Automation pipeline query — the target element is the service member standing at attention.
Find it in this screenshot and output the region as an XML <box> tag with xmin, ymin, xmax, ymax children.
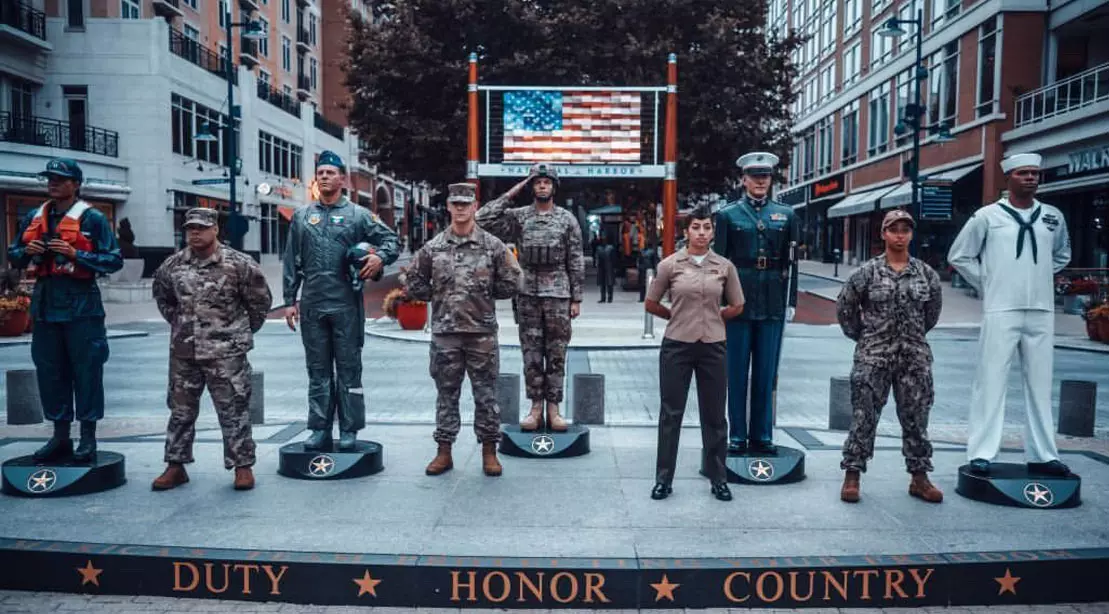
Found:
<box><xmin>835</xmin><ymin>210</ymin><xmax>944</xmax><ymax>504</ymax></box>
<box><xmin>713</xmin><ymin>152</ymin><xmax>799</xmax><ymax>456</ymax></box>
<box><xmin>151</xmin><ymin>208</ymin><xmax>273</xmax><ymax>491</ymax></box>
<box><xmin>283</xmin><ymin>151</ymin><xmax>399</xmax><ymax>452</ymax></box>
<box><xmin>645</xmin><ymin>206</ymin><xmax>744</xmax><ymax>502</ymax></box>
<box><xmin>406</xmin><ymin>183</ymin><xmax>522</xmax><ymax>477</ymax></box>
<box><xmin>476</xmin><ymin>163</ymin><xmax>585</xmax><ymax>432</ymax></box>
<box><xmin>948</xmin><ymin>153</ymin><xmax>1074</xmax><ymax>477</ymax></box>
<box><xmin>6</xmin><ymin>158</ymin><xmax>122</xmax><ymax>463</ymax></box>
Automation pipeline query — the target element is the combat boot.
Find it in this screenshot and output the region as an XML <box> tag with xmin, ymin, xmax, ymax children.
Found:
<box><xmin>233</xmin><ymin>467</ymin><xmax>255</xmax><ymax>491</ymax></box>
<box><xmin>482</xmin><ymin>442</ymin><xmax>502</xmax><ymax>477</ymax></box>
<box><xmin>338</xmin><ymin>431</ymin><xmax>357</xmax><ymax>451</ymax></box>
<box><xmin>425</xmin><ymin>443</ymin><xmax>453</xmax><ymax>476</ymax></box>
<box><xmin>840</xmin><ymin>470</ymin><xmax>861</xmax><ymax>503</ymax></box>
<box><xmin>73</xmin><ymin>421</ymin><xmax>97</xmax><ymax>463</ymax></box>
<box><xmin>909</xmin><ymin>472</ymin><xmax>943</xmax><ymax>503</ymax></box>
<box><xmin>304</xmin><ymin>429</ymin><xmax>333</xmax><ymax>450</ymax></box>
<box><xmin>152</xmin><ymin>463</ymin><xmax>189</xmax><ymax>490</ymax></box>
<box><xmin>519</xmin><ymin>404</ymin><xmax>543</xmax><ymax>431</ymax></box>
<box><xmin>33</xmin><ymin>421</ymin><xmax>73</xmax><ymax>462</ymax></box>
<box><xmin>545</xmin><ymin>402</ymin><xmax>569</xmax><ymax>432</ymax></box>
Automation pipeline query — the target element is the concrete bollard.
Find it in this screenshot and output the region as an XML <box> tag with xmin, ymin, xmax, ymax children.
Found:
<box><xmin>497</xmin><ymin>373</ymin><xmax>521</xmax><ymax>426</ymax></box>
<box><xmin>249</xmin><ymin>371</ymin><xmax>265</xmax><ymax>425</ymax></box>
<box><xmin>6</xmin><ymin>370</ymin><xmax>43</xmax><ymax>425</ymax></box>
<box><xmin>572</xmin><ymin>373</ymin><xmax>605</xmax><ymax>425</ymax></box>
<box><xmin>1058</xmin><ymin>380</ymin><xmax>1097</xmax><ymax>438</ymax></box>
<box><xmin>828</xmin><ymin>376</ymin><xmax>852</xmax><ymax>431</ymax></box>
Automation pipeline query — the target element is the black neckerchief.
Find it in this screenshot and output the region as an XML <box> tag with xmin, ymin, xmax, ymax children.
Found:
<box><xmin>998</xmin><ymin>203</ymin><xmax>1040</xmax><ymax>264</ymax></box>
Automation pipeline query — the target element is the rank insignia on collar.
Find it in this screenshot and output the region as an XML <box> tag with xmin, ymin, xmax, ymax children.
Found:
<box><xmin>770</xmin><ymin>213</ymin><xmax>787</xmax><ymax>221</ymax></box>
<box><xmin>308</xmin><ymin>213</ymin><xmax>321</xmax><ymax>225</ymax></box>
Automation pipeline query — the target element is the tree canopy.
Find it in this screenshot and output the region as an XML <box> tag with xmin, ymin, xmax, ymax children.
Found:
<box><xmin>345</xmin><ymin>0</ymin><xmax>802</xmax><ymax>199</ymax></box>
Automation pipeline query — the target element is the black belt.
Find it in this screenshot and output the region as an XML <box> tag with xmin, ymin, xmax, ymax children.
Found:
<box><xmin>734</xmin><ymin>257</ymin><xmax>787</xmax><ymax>270</ymax></box>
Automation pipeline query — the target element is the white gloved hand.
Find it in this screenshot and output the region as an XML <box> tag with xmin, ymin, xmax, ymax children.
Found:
<box><xmin>786</xmin><ymin>307</ymin><xmax>796</xmax><ymax>322</ymax></box>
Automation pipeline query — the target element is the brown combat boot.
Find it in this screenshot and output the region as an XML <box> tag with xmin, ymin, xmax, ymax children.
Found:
<box><xmin>840</xmin><ymin>470</ymin><xmax>861</xmax><ymax>503</ymax></box>
<box><xmin>909</xmin><ymin>472</ymin><xmax>943</xmax><ymax>503</ymax></box>
<box><xmin>425</xmin><ymin>443</ymin><xmax>453</xmax><ymax>476</ymax></box>
<box><xmin>545</xmin><ymin>402</ymin><xmax>569</xmax><ymax>432</ymax></box>
<box><xmin>152</xmin><ymin>463</ymin><xmax>189</xmax><ymax>491</ymax></box>
<box><xmin>519</xmin><ymin>404</ymin><xmax>543</xmax><ymax>431</ymax></box>
<box><xmin>233</xmin><ymin>467</ymin><xmax>255</xmax><ymax>491</ymax></box>
<box><xmin>482</xmin><ymin>442</ymin><xmax>502</xmax><ymax>477</ymax></box>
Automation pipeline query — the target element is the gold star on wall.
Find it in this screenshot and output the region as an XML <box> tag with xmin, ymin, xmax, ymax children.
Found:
<box><xmin>994</xmin><ymin>568</ymin><xmax>1021</xmax><ymax>595</ymax></box>
<box><xmin>353</xmin><ymin>570</ymin><xmax>382</xmax><ymax>597</ymax></box>
<box><xmin>76</xmin><ymin>560</ymin><xmax>103</xmax><ymax>587</ymax></box>
<box><xmin>650</xmin><ymin>573</ymin><xmax>680</xmax><ymax>602</ymax></box>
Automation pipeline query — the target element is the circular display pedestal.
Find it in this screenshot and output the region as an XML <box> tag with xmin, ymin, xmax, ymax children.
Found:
<box><xmin>499</xmin><ymin>424</ymin><xmax>590</xmax><ymax>458</ymax></box>
<box><xmin>720</xmin><ymin>446</ymin><xmax>806</xmax><ymax>485</ymax></box>
<box><xmin>956</xmin><ymin>462</ymin><xmax>1081</xmax><ymax>509</ymax></box>
<box><xmin>1</xmin><ymin>452</ymin><xmax>127</xmax><ymax>497</ymax></box>
<box><xmin>278</xmin><ymin>441</ymin><xmax>384</xmax><ymax>480</ymax></box>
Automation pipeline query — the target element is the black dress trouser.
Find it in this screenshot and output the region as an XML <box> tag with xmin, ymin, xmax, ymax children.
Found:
<box><xmin>655</xmin><ymin>338</ymin><xmax>728</xmax><ymax>484</ymax></box>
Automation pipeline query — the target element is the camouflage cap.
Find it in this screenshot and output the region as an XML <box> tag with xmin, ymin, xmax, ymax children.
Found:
<box><xmin>183</xmin><ymin>208</ymin><xmax>219</xmax><ymax>228</ymax></box>
<box><xmin>529</xmin><ymin>163</ymin><xmax>560</xmax><ymax>185</ymax></box>
<box><xmin>881</xmin><ymin>208</ymin><xmax>915</xmax><ymax>230</ymax></box>
<box><xmin>447</xmin><ymin>182</ymin><xmax>477</xmax><ymax>204</ymax></box>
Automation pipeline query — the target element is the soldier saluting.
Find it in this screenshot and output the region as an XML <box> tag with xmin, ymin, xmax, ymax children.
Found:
<box><xmin>476</xmin><ymin>164</ymin><xmax>585</xmax><ymax>432</ymax></box>
<box><xmin>406</xmin><ymin>183</ymin><xmax>521</xmax><ymax>477</ymax></box>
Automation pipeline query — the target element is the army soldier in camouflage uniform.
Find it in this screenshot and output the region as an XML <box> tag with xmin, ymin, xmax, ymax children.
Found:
<box><xmin>406</xmin><ymin>183</ymin><xmax>521</xmax><ymax>477</ymax></box>
<box><xmin>835</xmin><ymin>209</ymin><xmax>944</xmax><ymax>504</ymax></box>
<box><xmin>476</xmin><ymin>164</ymin><xmax>584</xmax><ymax>431</ymax></box>
<box><xmin>151</xmin><ymin>208</ymin><xmax>273</xmax><ymax>491</ymax></box>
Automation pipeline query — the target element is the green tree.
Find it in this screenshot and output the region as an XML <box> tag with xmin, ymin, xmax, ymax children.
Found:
<box><xmin>345</xmin><ymin>0</ymin><xmax>802</xmax><ymax>198</ymax></box>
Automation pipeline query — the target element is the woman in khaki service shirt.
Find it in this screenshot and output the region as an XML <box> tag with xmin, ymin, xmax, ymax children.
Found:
<box><xmin>645</xmin><ymin>205</ymin><xmax>745</xmax><ymax>502</ymax></box>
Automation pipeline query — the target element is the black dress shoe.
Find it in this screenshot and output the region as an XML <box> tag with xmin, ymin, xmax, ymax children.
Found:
<box><xmin>1028</xmin><ymin>460</ymin><xmax>1071</xmax><ymax>477</ymax></box>
<box><xmin>968</xmin><ymin>458</ymin><xmax>991</xmax><ymax>475</ymax></box>
<box><xmin>711</xmin><ymin>481</ymin><xmax>732</xmax><ymax>501</ymax></box>
<box><xmin>650</xmin><ymin>483</ymin><xmax>672</xmax><ymax>500</ymax></box>
<box><xmin>727</xmin><ymin>440</ymin><xmax>748</xmax><ymax>456</ymax></box>
<box><xmin>750</xmin><ymin>442</ymin><xmax>778</xmax><ymax>456</ymax></box>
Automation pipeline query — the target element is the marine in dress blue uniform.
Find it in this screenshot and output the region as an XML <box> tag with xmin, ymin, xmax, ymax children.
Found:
<box><xmin>712</xmin><ymin>152</ymin><xmax>799</xmax><ymax>456</ymax></box>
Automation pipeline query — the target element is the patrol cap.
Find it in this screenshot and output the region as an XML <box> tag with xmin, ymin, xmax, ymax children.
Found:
<box><xmin>736</xmin><ymin>152</ymin><xmax>779</xmax><ymax>177</ymax></box>
<box><xmin>316</xmin><ymin>150</ymin><xmax>346</xmax><ymax>172</ymax></box>
<box><xmin>447</xmin><ymin>182</ymin><xmax>477</xmax><ymax>204</ymax></box>
<box><xmin>881</xmin><ymin>209</ymin><xmax>915</xmax><ymax>230</ymax></box>
<box><xmin>39</xmin><ymin>158</ymin><xmax>83</xmax><ymax>183</ymax></box>
<box><xmin>1001</xmin><ymin>153</ymin><xmax>1042</xmax><ymax>174</ymax></box>
<box><xmin>183</xmin><ymin>208</ymin><xmax>219</xmax><ymax>228</ymax></box>
<box><xmin>529</xmin><ymin>163</ymin><xmax>560</xmax><ymax>186</ymax></box>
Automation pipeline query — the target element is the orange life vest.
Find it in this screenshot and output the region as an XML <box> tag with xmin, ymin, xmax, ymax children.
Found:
<box><xmin>21</xmin><ymin>200</ymin><xmax>95</xmax><ymax>279</ymax></box>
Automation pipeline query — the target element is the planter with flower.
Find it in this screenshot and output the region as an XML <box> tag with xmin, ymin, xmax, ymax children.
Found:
<box><xmin>0</xmin><ymin>269</ymin><xmax>32</xmax><ymax>337</ymax></box>
<box><xmin>383</xmin><ymin>287</ymin><xmax>428</xmax><ymax>331</ymax></box>
<box><xmin>1084</xmin><ymin>300</ymin><xmax>1109</xmax><ymax>344</ymax></box>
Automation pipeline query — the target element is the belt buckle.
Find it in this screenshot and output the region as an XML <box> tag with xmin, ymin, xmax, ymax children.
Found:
<box><xmin>756</xmin><ymin>256</ymin><xmax>768</xmax><ymax>270</ymax></box>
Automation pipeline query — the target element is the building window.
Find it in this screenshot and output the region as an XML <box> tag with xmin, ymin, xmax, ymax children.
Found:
<box><xmin>281</xmin><ymin>0</ymin><xmax>290</xmax><ymax>23</ymax></box>
<box><xmin>870</xmin><ymin>26</ymin><xmax>893</xmax><ymax>68</ymax></box>
<box><xmin>283</xmin><ymin>84</ymin><xmax>293</xmax><ymax>100</ymax></box>
<box><xmin>310</xmin><ymin>57</ymin><xmax>318</xmax><ymax>90</ymax></box>
<box><xmin>258</xmin><ymin>18</ymin><xmax>270</xmax><ymax>57</ymax></box>
<box><xmin>843</xmin><ymin>0</ymin><xmax>861</xmax><ymax>37</ymax></box>
<box><xmin>976</xmin><ymin>16</ymin><xmax>998</xmax><ymax>117</ymax></box>
<box><xmin>841</xmin><ymin>100</ymin><xmax>859</xmax><ymax>165</ymax></box>
<box><xmin>282</xmin><ymin>36</ymin><xmax>291</xmax><ymax>72</ymax></box>
<box><xmin>817</xmin><ymin>116</ymin><xmax>833</xmax><ymax>175</ymax></box>
<box><xmin>121</xmin><ymin>0</ymin><xmax>140</xmax><ymax>18</ymax></box>
<box><xmin>258</xmin><ymin>130</ymin><xmax>303</xmax><ymax>180</ymax></box>
<box><xmin>802</xmin><ymin>129</ymin><xmax>816</xmax><ymax>180</ymax></box>
<box><xmin>791</xmin><ymin>142</ymin><xmax>802</xmax><ymax>184</ymax></box>
<box><xmin>218</xmin><ymin>0</ymin><xmax>227</xmax><ymax>26</ymax></box>
<box><xmin>894</xmin><ymin>68</ymin><xmax>913</xmax><ymax>147</ymax></box>
<box><xmin>928</xmin><ymin>41</ymin><xmax>959</xmax><ymax>127</ymax></box>
<box><xmin>868</xmin><ymin>82</ymin><xmax>890</xmax><ymax>156</ymax></box>
<box><xmin>843</xmin><ymin>41</ymin><xmax>861</xmax><ymax>86</ymax></box>
<box><xmin>182</xmin><ymin>0</ymin><xmax>197</xmax><ymax>9</ymax></box>
<box><xmin>819</xmin><ymin>0</ymin><xmax>836</xmax><ymax>59</ymax></box>
<box><xmin>309</xmin><ymin>13</ymin><xmax>317</xmax><ymax>45</ymax></box>
<box><xmin>872</xmin><ymin>0</ymin><xmax>892</xmax><ymax>18</ymax></box>
<box><xmin>171</xmin><ymin>93</ymin><xmax>238</xmax><ymax>166</ymax></box>
<box><xmin>11</xmin><ymin>78</ymin><xmax>35</xmax><ymax>118</ymax></box>
<box><xmin>259</xmin><ymin>70</ymin><xmax>271</xmax><ymax>88</ymax></box>
<box><xmin>930</xmin><ymin>0</ymin><xmax>959</xmax><ymax>29</ymax></box>
<box><xmin>896</xmin><ymin>1</ymin><xmax>919</xmax><ymax>56</ymax></box>
<box><xmin>183</xmin><ymin>23</ymin><xmax>199</xmax><ymax>41</ymax></box>
<box><xmin>67</xmin><ymin>0</ymin><xmax>84</xmax><ymax>29</ymax></box>
<box><xmin>820</xmin><ymin>63</ymin><xmax>835</xmax><ymax>102</ymax></box>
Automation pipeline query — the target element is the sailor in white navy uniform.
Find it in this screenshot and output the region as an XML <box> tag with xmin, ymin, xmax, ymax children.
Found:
<box><xmin>947</xmin><ymin>153</ymin><xmax>1074</xmax><ymax>478</ymax></box>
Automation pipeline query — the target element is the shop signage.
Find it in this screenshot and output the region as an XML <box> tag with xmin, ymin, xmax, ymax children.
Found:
<box><xmin>920</xmin><ymin>179</ymin><xmax>953</xmax><ymax>221</ymax></box>
<box><xmin>1043</xmin><ymin>145</ymin><xmax>1109</xmax><ymax>183</ymax></box>
<box><xmin>809</xmin><ymin>173</ymin><xmax>845</xmax><ymax>200</ymax></box>
<box><xmin>776</xmin><ymin>186</ymin><xmax>806</xmax><ymax>206</ymax></box>
<box><xmin>477</xmin><ymin>163</ymin><xmax>666</xmax><ymax>178</ymax></box>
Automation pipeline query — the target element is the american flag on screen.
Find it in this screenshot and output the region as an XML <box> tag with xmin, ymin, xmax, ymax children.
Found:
<box><xmin>502</xmin><ymin>90</ymin><xmax>641</xmax><ymax>163</ymax></box>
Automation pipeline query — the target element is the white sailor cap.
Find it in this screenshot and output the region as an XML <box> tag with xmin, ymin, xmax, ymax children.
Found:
<box><xmin>736</xmin><ymin>152</ymin><xmax>779</xmax><ymax>176</ymax></box>
<box><xmin>1000</xmin><ymin>153</ymin><xmax>1042</xmax><ymax>174</ymax></box>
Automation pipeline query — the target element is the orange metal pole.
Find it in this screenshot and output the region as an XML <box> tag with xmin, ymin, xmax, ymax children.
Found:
<box><xmin>467</xmin><ymin>52</ymin><xmax>480</xmax><ymax>201</ymax></box>
<box><xmin>662</xmin><ymin>53</ymin><xmax>678</xmax><ymax>257</ymax></box>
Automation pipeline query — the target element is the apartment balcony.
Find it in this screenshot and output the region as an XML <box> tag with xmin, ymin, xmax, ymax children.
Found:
<box><xmin>0</xmin><ymin>0</ymin><xmax>50</xmax><ymax>50</ymax></box>
<box><xmin>0</xmin><ymin>112</ymin><xmax>119</xmax><ymax>158</ymax></box>
<box><xmin>152</xmin><ymin>0</ymin><xmax>184</xmax><ymax>21</ymax></box>
<box><xmin>296</xmin><ymin>27</ymin><xmax>311</xmax><ymax>53</ymax></box>
<box><xmin>1014</xmin><ymin>62</ymin><xmax>1109</xmax><ymax>129</ymax></box>
<box><xmin>257</xmin><ymin>82</ymin><xmax>300</xmax><ymax>118</ymax></box>
<box><xmin>239</xmin><ymin>37</ymin><xmax>260</xmax><ymax>67</ymax></box>
<box><xmin>314</xmin><ymin>112</ymin><xmax>344</xmax><ymax>141</ymax></box>
<box><xmin>296</xmin><ymin>0</ymin><xmax>312</xmax><ymax>8</ymax></box>
<box><xmin>296</xmin><ymin>73</ymin><xmax>312</xmax><ymax>101</ymax></box>
<box><xmin>169</xmin><ymin>28</ymin><xmax>238</xmax><ymax>84</ymax></box>
<box><xmin>239</xmin><ymin>0</ymin><xmax>260</xmax><ymax>12</ymax></box>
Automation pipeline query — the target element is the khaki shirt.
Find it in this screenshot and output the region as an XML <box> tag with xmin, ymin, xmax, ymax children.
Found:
<box><xmin>647</xmin><ymin>249</ymin><xmax>744</xmax><ymax>343</ymax></box>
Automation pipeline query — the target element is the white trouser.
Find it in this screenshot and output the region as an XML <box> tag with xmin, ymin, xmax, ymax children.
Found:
<box><xmin>966</xmin><ymin>309</ymin><xmax>1059</xmax><ymax>463</ymax></box>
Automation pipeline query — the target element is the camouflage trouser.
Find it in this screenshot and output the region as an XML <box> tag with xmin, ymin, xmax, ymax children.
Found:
<box><xmin>430</xmin><ymin>333</ymin><xmax>501</xmax><ymax>444</ymax></box>
<box><xmin>517</xmin><ymin>295</ymin><xmax>571</xmax><ymax>403</ymax></box>
<box><xmin>841</xmin><ymin>350</ymin><xmax>935</xmax><ymax>474</ymax></box>
<box><xmin>165</xmin><ymin>354</ymin><xmax>256</xmax><ymax>469</ymax></box>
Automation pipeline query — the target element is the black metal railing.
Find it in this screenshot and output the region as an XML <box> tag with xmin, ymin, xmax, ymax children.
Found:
<box><xmin>314</xmin><ymin>112</ymin><xmax>344</xmax><ymax>140</ymax></box>
<box><xmin>240</xmin><ymin>36</ymin><xmax>258</xmax><ymax>57</ymax></box>
<box><xmin>169</xmin><ymin>29</ymin><xmax>238</xmax><ymax>84</ymax></box>
<box><xmin>297</xmin><ymin>27</ymin><xmax>311</xmax><ymax>47</ymax></box>
<box><xmin>0</xmin><ymin>112</ymin><xmax>119</xmax><ymax>158</ymax></box>
<box><xmin>297</xmin><ymin>72</ymin><xmax>311</xmax><ymax>91</ymax></box>
<box><xmin>157</xmin><ymin>0</ymin><xmax>181</xmax><ymax>9</ymax></box>
<box><xmin>1</xmin><ymin>0</ymin><xmax>46</xmax><ymax>41</ymax></box>
<box><xmin>256</xmin><ymin>82</ymin><xmax>300</xmax><ymax>117</ymax></box>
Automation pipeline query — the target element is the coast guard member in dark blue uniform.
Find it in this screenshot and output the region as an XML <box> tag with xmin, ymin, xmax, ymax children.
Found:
<box><xmin>713</xmin><ymin>152</ymin><xmax>799</xmax><ymax>456</ymax></box>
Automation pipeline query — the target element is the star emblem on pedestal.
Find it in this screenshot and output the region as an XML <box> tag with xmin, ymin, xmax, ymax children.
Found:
<box><xmin>27</xmin><ymin>468</ymin><xmax>57</xmax><ymax>493</ymax></box>
<box><xmin>994</xmin><ymin>568</ymin><xmax>1021</xmax><ymax>595</ymax></box>
<box><xmin>530</xmin><ymin>435</ymin><xmax>555</xmax><ymax>455</ymax></box>
<box><xmin>1022</xmin><ymin>482</ymin><xmax>1053</xmax><ymax>507</ymax></box>
<box><xmin>353</xmin><ymin>570</ymin><xmax>382</xmax><ymax>597</ymax></box>
<box><xmin>76</xmin><ymin>560</ymin><xmax>103</xmax><ymax>587</ymax></box>
<box><xmin>650</xmin><ymin>574</ymin><xmax>680</xmax><ymax>602</ymax></box>
<box><xmin>308</xmin><ymin>454</ymin><xmax>335</xmax><ymax>477</ymax></box>
<box><xmin>748</xmin><ymin>459</ymin><xmax>774</xmax><ymax>481</ymax></box>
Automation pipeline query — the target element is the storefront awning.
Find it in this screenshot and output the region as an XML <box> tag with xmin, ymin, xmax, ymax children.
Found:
<box><xmin>826</xmin><ymin>185</ymin><xmax>898</xmax><ymax>219</ymax></box>
<box><xmin>278</xmin><ymin>206</ymin><xmax>295</xmax><ymax>222</ymax></box>
<box><xmin>880</xmin><ymin>164</ymin><xmax>982</xmax><ymax>210</ymax></box>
